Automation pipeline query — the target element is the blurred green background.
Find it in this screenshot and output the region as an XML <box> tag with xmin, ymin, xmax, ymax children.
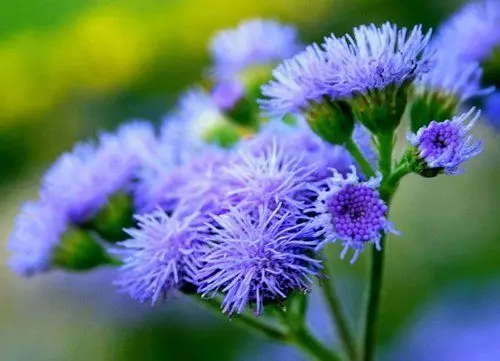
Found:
<box><xmin>2</xmin><ymin>0</ymin><xmax>499</xmax><ymax>360</ymax></box>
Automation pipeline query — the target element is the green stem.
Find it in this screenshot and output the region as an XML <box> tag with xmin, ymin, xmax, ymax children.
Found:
<box><xmin>377</xmin><ymin>132</ymin><xmax>394</xmax><ymax>178</ymax></box>
<box><xmin>361</xmin><ymin>235</ymin><xmax>386</xmax><ymax>361</ymax></box>
<box><xmin>319</xmin><ymin>258</ymin><xmax>358</xmax><ymax>361</ymax></box>
<box><xmin>199</xmin><ymin>297</ymin><xmax>287</xmax><ymax>341</ymax></box>
<box><xmin>345</xmin><ymin>137</ymin><xmax>376</xmax><ymax>178</ymax></box>
<box><xmin>381</xmin><ymin>162</ymin><xmax>411</xmax><ymax>199</ymax></box>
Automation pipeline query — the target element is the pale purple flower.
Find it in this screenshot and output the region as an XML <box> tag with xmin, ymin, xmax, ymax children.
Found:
<box><xmin>116</xmin><ymin>208</ymin><xmax>204</xmax><ymax>303</ymax></box>
<box><xmin>407</xmin><ymin>108</ymin><xmax>483</xmax><ymax>175</ymax></box>
<box><xmin>310</xmin><ymin>166</ymin><xmax>397</xmax><ymax>263</ymax></box>
<box><xmin>197</xmin><ymin>204</ymin><xmax>322</xmax><ymax>315</ymax></box>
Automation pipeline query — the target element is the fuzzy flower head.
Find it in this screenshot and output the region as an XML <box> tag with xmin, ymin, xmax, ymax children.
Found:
<box><xmin>7</xmin><ymin>202</ymin><xmax>67</xmax><ymax>277</ymax></box>
<box><xmin>41</xmin><ymin>122</ymin><xmax>154</xmax><ymax>224</ymax></box>
<box><xmin>197</xmin><ymin>204</ymin><xmax>322</xmax><ymax>315</ymax></box>
<box><xmin>323</xmin><ymin>22</ymin><xmax>433</xmax><ymax>96</ymax></box>
<box><xmin>259</xmin><ymin>44</ymin><xmax>329</xmax><ymax>118</ymax></box>
<box><xmin>116</xmin><ymin>208</ymin><xmax>204</xmax><ymax>303</ymax></box>
<box><xmin>311</xmin><ymin>166</ymin><xmax>397</xmax><ymax>263</ymax></box>
<box><xmin>227</xmin><ymin>138</ymin><xmax>317</xmax><ymax>213</ymax></box>
<box><xmin>436</xmin><ymin>0</ymin><xmax>500</xmax><ymax>63</ymax></box>
<box><xmin>210</xmin><ymin>19</ymin><xmax>301</xmax><ymax>79</ymax></box>
<box><xmin>407</xmin><ymin>108</ymin><xmax>483</xmax><ymax>175</ymax></box>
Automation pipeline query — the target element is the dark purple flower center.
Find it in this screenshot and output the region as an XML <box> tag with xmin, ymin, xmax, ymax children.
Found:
<box><xmin>419</xmin><ymin>122</ymin><xmax>461</xmax><ymax>160</ymax></box>
<box><xmin>327</xmin><ymin>184</ymin><xmax>386</xmax><ymax>242</ymax></box>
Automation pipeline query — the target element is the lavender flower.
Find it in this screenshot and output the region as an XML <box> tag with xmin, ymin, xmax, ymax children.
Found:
<box><xmin>407</xmin><ymin>108</ymin><xmax>483</xmax><ymax>175</ymax></box>
<box><xmin>116</xmin><ymin>208</ymin><xmax>204</xmax><ymax>303</ymax></box>
<box><xmin>323</xmin><ymin>23</ymin><xmax>432</xmax><ymax>96</ymax></box>
<box><xmin>259</xmin><ymin>44</ymin><xmax>328</xmax><ymax>118</ymax></box>
<box><xmin>41</xmin><ymin>121</ymin><xmax>155</xmax><ymax>223</ymax></box>
<box><xmin>436</xmin><ymin>0</ymin><xmax>500</xmax><ymax>63</ymax></box>
<box><xmin>7</xmin><ymin>202</ymin><xmax>67</xmax><ymax>276</ymax></box>
<box><xmin>310</xmin><ymin>166</ymin><xmax>397</xmax><ymax>263</ymax></box>
<box><xmin>210</xmin><ymin>19</ymin><xmax>301</xmax><ymax>79</ymax></box>
<box><xmin>197</xmin><ymin>204</ymin><xmax>322</xmax><ymax>315</ymax></box>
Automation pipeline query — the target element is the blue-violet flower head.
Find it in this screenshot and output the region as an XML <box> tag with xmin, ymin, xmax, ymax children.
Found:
<box><xmin>323</xmin><ymin>22</ymin><xmax>432</xmax><ymax>95</ymax></box>
<box><xmin>407</xmin><ymin>108</ymin><xmax>483</xmax><ymax>175</ymax></box>
<box><xmin>116</xmin><ymin>208</ymin><xmax>204</xmax><ymax>303</ymax></box>
<box><xmin>197</xmin><ymin>203</ymin><xmax>322</xmax><ymax>315</ymax></box>
<box><xmin>310</xmin><ymin>166</ymin><xmax>397</xmax><ymax>263</ymax></box>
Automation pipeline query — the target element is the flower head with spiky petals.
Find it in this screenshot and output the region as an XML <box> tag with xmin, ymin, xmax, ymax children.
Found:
<box><xmin>259</xmin><ymin>44</ymin><xmax>329</xmax><ymax>118</ymax></box>
<box><xmin>7</xmin><ymin>202</ymin><xmax>67</xmax><ymax>277</ymax></box>
<box><xmin>41</xmin><ymin>121</ymin><xmax>155</xmax><ymax>223</ymax></box>
<box><xmin>310</xmin><ymin>166</ymin><xmax>397</xmax><ymax>263</ymax></box>
<box><xmin>226</xmin><ymin>138</ymin><xmax>317</xmax><ymax>213</ymax></box>
<box><xmin>323</xmin><ymin>22</ymin><xmax>433</xmax><ymax>96</ymax></box>
<box><xmin>116</xmin><ymin>208</ymin><xmax>205</xmax><ymax>303</ymax></box>
<box><xmin>197</xmin><ymin>203</ymin><xmax>322</xmax><ymax>315</ymax></box>
<box><xmin>407</xmin><ymin>108</ymin><xmax>483</xmax><ymax>175</ymax></box>
<box><xmin>436</xmin><ymin>0</ymin><xmax>500</xmax><ymax>63</ymax></box>
<box><xmin>210</xmin><ymin>19</ymin><xmax>301</xmax><ymax>79</ymax></box>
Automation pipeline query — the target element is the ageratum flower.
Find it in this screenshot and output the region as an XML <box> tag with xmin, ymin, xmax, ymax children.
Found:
<box><xmin>436</xmin><ymin>0</ymin><xmax>500</xmax><ymax>63</ymax></box>
<box><xmin>211</xmin><ymin>80</ymin><xmax>245</xmax><ymax>110</ymax></box>
<box><xmin>323</xmin><ymin>23</ymin><xmax>432</xmax><ymax>95</ymax></box>
<box><xmin>210</xmin><ymin>19</ymin><xmax>301</xmax><ymax>79</ymax></box>
<box><xmin>197</xmin><ymin>204</ymin><xmax>322</xmax><ymax>315</ymax></box>
<box><xmin>259</xmin><ymin>44</ymin><xmax>329</xmax><ymax>118</ymax></box>
<box><xmin>407</xmin><ymin>108</ymin><xmax>483</xmax><ymax>175</ymax></box>
<box><xmin>310</xmin><ymin>166</ymin><xmax>397</xmax><ymax>263</ymax></box>
<box><xmin>41</xmin><ymin>121</ymin><xmax>155</xmax><ymax>224</ymax></box>
<box><xmin>116</xmin><ymin>208</ymin><xmax>204</xmax><ymax>303</ymax></box>
<box><xmin>7</xmin><ymin>202</ymin><xmax>67</xmax><ymax>276</ymax></box>
<box><xmin>325</xmin><ymin>23</ymin><xmax>432</xmax><ymax>133</ymax></box>
<box><xmin>225</xmin><ymin>139</ymin><xmax>316</xmax><ymax>213</ymax></box>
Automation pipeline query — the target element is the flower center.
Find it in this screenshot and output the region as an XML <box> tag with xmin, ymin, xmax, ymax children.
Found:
<box><xmin>419</xmin><ymin>123</ymin><xmax>461</xmax><ymax>159</ymax></box>
<box><xmin>327</xmin><ymin>184</ymin><xmax>387</xmax><ymax>242</ymax></box>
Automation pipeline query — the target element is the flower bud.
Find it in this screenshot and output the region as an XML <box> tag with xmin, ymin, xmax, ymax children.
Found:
<box><xmin>305</xmin><ymin>99</ymin><xmax>355</xmax><ymax>145</ymax></box>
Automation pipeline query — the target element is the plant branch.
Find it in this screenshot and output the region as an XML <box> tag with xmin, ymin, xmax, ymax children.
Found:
<box><xmin>345</xmin><ymin>138</ymin><xmax>376</xmax><ymax>178</ymax></box>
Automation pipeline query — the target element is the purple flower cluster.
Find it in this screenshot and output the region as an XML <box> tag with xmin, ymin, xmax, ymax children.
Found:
<box><xmin>261</xmin><ymin>23</ymin><xmax>432</xmax><ymax>118</ymax></box>
<box><xmin>7</xmin><ymin>16</ymin><xmax>487</xmax><ymax>319</ymax></box>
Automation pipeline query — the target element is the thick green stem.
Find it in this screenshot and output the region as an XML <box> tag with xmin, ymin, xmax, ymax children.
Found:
<box><xmin>319</xmin><ymin>258</ymin><xmax>358</xmax><ymax>361</ymax></box>
<box><xmin>345</xmin><ymin>138</ymin><xmax>376</xmax><ymax>178</ymax></box>
<box><xmin>381</xmin><ymin>163</ymin><xmax>411</xmax><ymax>198</ymax></box>
<box><xmin>199</xmin><ymin>297</ymin><xmax>287</xmax><ymax>341</ymax></box>
<box><xmin>377</xmin><ymin>133</ymin><xmax>394</xmax><ymax>178</ymax></box>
